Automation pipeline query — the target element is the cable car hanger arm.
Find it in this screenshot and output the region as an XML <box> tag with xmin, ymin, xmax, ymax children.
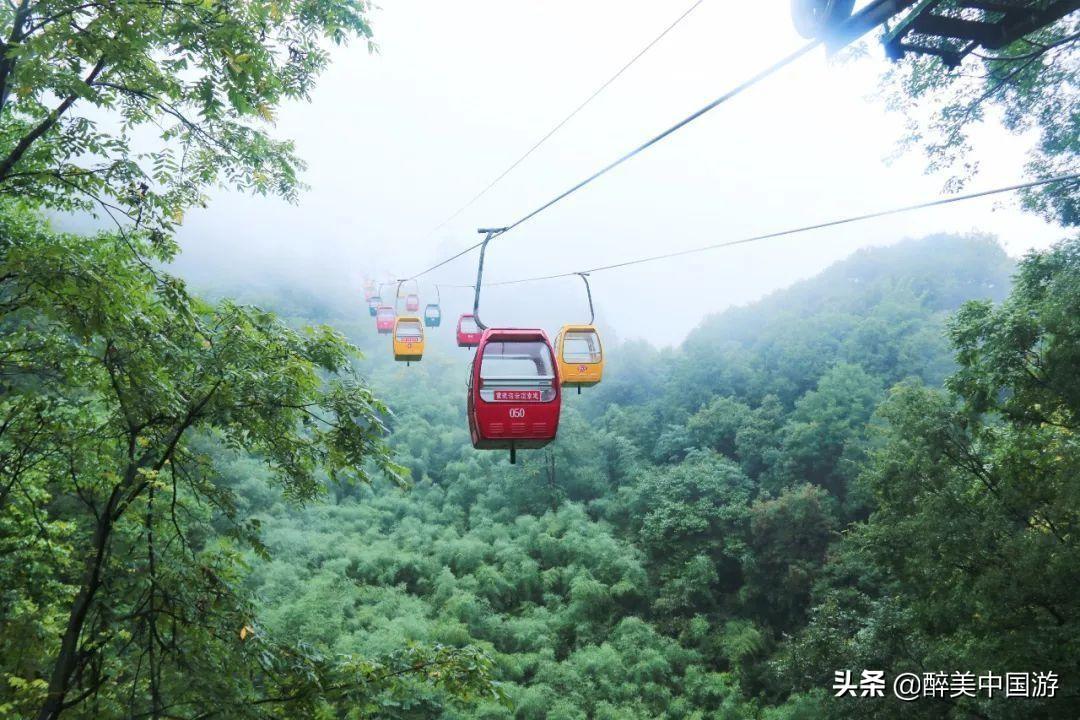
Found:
<box><xmin>577</xmin><ymin>272</ymin><xmax>595</xmax><ymax>326</ymax></box>
<box><xmin>471</xmin><ymin>227</ymin><xmax>509</xmax><ymax>330</ymax></box>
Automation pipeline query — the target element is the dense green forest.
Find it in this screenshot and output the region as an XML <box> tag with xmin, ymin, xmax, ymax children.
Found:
<box><xmin>1</xmin><ymin>0</ymin><xmax>1077</xmax><ymax>717</ymax></box>
<box><xmin>5</xmin><ymin>211</ymin><xmax>1079</xmax><ymax>718</ymax></box>
<box><xmin>194</xmin><ymin>232</ymin><xmax>1076</xmax><ymax>719</ymax></box>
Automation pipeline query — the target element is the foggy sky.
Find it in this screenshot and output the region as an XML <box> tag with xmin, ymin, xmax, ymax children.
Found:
<box><xmin>170</xmin><ymin>0</ymin><xmax>1068</xmax><ymax>347</ymax></box>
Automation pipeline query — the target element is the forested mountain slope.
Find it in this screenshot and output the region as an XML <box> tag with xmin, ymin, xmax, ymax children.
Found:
<box><xmin>2</xmin><ymin>0</ymin><xmax>1073</xmax><ymax>714</ymax></box>
<box><xmin>203</xmin><ymin>232</ymin><xmax>1080</xmax><ymax>719</ymax></box>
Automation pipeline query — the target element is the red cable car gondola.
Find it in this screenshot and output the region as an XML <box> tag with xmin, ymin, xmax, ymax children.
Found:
<box><xmin>462</xmin><ymin>227</ymin><xmax>562</xmax><ymax>463</ymax></box>
<box><xmin>468</xmin><ymin>328</ymin><xmax>561</xmax><ymax>464</ymax></box>
<box><xmin>405</xmin><ymin>293</ymin><xmax>420</xmax><ymax>312</ymax></box>
<box><xmin>375</xmin><ymin>304</ymin><xmax>395</xmax><ymax>334</ymax></box>
<box><xmin>456</xmin><ymin>314</ymin><xmax>482</xmax><ymax>348</ymax></box>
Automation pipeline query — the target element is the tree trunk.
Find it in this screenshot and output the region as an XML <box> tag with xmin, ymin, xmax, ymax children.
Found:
<box><xmin>34</xmin><ymin>477</ymin><xmax>126</xmax><ymax>720</ymax></box>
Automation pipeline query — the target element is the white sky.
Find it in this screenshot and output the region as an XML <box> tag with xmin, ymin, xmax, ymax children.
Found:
<box><xmin>172</xmin><ymin>0</ymin><xmax>1068</xmax><ymax>347</ymax></box>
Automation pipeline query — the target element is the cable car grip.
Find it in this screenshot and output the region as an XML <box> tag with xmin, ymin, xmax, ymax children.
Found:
<box><xmin>394</xmin><ymin>277</ymin><xmax>420</xmax><ymax>314</ymax></box>
<box><xmin>472</xmin><ymin>227</ymin><xmax>509</xmax><ymax>330</ymax></box>
<box><xmin>576</xmin><ymin>272</ymin><xmax>595</xmax><ymax>326</ymax></box>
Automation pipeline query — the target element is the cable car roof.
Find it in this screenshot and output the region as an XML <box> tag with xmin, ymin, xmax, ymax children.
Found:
<box><xmin>480</xmin><ymin>328</ymin><xmax>550</xmax><ymax>342</ymax></box>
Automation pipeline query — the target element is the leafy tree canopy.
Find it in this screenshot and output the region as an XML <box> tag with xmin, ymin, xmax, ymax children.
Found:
<box><xmin>880</xmin><ymin>11</ymin><xmax>1079</xmax><ymax>224</ymax></box>
<box><xmin>0</xmin><ymin>0</ymin><xmax>374</xmax><ymax>257</ymax></box>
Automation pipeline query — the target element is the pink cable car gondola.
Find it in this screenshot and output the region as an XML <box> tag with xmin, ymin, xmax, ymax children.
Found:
<box><xmin>456</xmin><ymin>314</ymin><xmax>482</xmax><ymax>348</ymax></box>
<box><xmin>375</xmin><ymin>305</ymin><xmax>396</xmax><ymax>334</ymax></box>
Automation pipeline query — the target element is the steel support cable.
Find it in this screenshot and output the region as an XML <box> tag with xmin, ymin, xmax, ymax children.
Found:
<box><xmin>408</xmin><ymin>38</ymin><xmax>824</xmax><ymax>280</ymax></box>
<box><xmin>428</xmin><ymin>0</ymin><xmax>709</xmax><ymax>236</ymax></box>
<box><xmin>437</xmin><ymin>173</ymin><xmax>1078</xmax><ymax>287</ymax></box>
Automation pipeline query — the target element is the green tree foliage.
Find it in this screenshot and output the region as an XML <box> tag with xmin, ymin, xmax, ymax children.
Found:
<box><xmin>8</xmin><ymin>214</ymin><xmax>1077</xmax><ymax>718</ymax></box>
<box><xmin>194</xmin><ymin>233</ymin><xmax>1057</xmax><ymax>720</ymax></box>
<box><xmin>0</xmin><ymin>2</ymin><xmax>506</xmax><ymax>716</ymax></box>
<box><xmin>0</xmin><ymin>203</ymin><xmax>505</xmax><ymax>719</ymax></box>
<box><xmin>880</xmin><ymin>10</ymin><xmax>1079</xmax><ymax>224</ymax></box>
<box><xmin>741</xmin><ymin>484</ymin><xmax>837</xmax><ymax>635</ymax></box>
<box><xmin>784</xmin><ymin>235</ymin><xmax>1080</xmax><ymax>718</ymax></box>
<box><xmin>1</xmin><ymin>0</ymin><xmax>1073</xmax><ymax>715</ymax></box>
<box><xmin>687</xmin><ymin>395</ymin><xmax>751</xmax><ymax>458</ymax></box>
<box><xmin>0</xmin><ymin>0</ymin><xmax>374</xmax><ymax>252</ymax></box>
<box><xmin>769</xmin><ymin>363</ymin><xmax>881</xmax><ymax>501</ymax></box>
<box><xmin>626</xmin><ymin>452</ymin><xmax>751</xmax><ymax>615</ymax></box>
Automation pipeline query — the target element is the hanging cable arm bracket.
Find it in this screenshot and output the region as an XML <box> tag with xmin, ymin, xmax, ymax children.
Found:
<box><xmin>577</xmin><ymin>272</ymin><xmax>595</xmax><ymax>325</ymax></box>
<box><xmin>471</xmin><ymin>227</ymin><xmax>509</xmax><ymax>330</ymax></box>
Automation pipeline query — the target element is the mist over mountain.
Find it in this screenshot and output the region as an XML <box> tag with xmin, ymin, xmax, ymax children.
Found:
<box><xmin>174</xmin><ymin>230</ymin><xmax>1078</xmax><ymax>718</ymax></box>
<box><xmin>4</xmin><ymin>0</ymin><xmax>1076</xmax><ymax>715</ymax></box>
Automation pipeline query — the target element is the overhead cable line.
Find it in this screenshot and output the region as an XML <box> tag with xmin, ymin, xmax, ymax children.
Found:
<box><xmin>428</xmin><ymin>0</ymin><xmax>708</xmax><ymax>236</ymax></box>
<box><xmin>409</xmin><ymin>37</ymin><xmax>824</xmax><ymax>280</ymax></box>
<box><xmin>432</xmin><ymin>173</ymin><xmax>1079</xmax><ymax>288</ymax></box>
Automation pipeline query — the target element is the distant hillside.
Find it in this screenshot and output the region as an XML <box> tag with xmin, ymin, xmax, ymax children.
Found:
<box><xmin>217</xmin><ymin>231</ymin><xmax>1072</xmax><ymax>720</ymax></box>
<box><xmin>645</xmin><ymin>234</ymin><xmax>1015</xmax><ymax>411</ymax></box>
<box><xmin>693</xmin><ymin>233</ymin><xmax>1012</xmax><ymax>346</ymax></box>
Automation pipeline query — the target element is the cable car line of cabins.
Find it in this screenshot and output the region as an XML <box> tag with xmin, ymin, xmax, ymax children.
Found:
<box><xmin>361</xmin><ymin>0</ymin><xmax>1079</xmax><ymax>463</ymax></box>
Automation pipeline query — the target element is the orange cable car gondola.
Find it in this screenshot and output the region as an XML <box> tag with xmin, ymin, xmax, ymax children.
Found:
<box><xmin>465</xmin><ymin>228</ymin><xmax>561</xmax><ymax>463</ymax></box>
<box><xmin>393</xmin><ymin>316</ymin><xmax>424</xmax><ymax>364</ymax></box>
<box><xmin>554</xmin><ymin>273</ymin><xmax>604</xmax><ymax>393</ymax></box>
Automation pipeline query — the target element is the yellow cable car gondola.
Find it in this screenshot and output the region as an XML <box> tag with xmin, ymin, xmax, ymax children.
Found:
<box><xmin>392</xmin><ymin>315</ymin><xmax>424</xmax><ymax>364</ymax></box>
<box><xmin>555</xmin><ymin>324</ymin><xmax>603</xmax><ymax>389</ymax></box>
<box><xmin>554</xmin><ymin>273</ymin><xmax>604</xmax><ymax>393</ymax></box>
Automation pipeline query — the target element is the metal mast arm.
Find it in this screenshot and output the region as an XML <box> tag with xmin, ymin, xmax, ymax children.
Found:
<box><xmin>471</xmin><ymin>227</ymin><xmax>508</xmax><ymax>330</ymax></box>
<box><xmin>577</xmin><ymin>272</ymin><xmax>595</xmax><ymax>325</ymax></box>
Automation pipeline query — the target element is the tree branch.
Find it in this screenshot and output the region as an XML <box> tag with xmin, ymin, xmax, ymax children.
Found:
<box><xmin>0</xmin><ymin>0</ymin><xmax>32</xmax><ymax>116</ymax></box>
<box><xmin>0</xmin><ymin>55</ymin><xmax>107</xmax><ymax>182</ymax></box>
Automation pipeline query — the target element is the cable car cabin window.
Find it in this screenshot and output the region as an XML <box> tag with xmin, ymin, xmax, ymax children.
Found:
<box><xmin>459</xmin><ymin>315</ymin><xmax>480</xmax><ymax>334</ymax></box>
<box><xmin>481</xmin><ymin>341</ymin><xmax>554</xmax><ymax>378</ymax></box>
<box><xmin>562</xmin><ymin>331</ymin><xmax>601</xmax><ymax>364</ymax></box>
<box><xmin>377</xmin><ymin>307</ymin><xmax>395</xmax><ymax>319</ymax></box>
<box><xmin>395</xmin><ymin>320</ymin><xmax>423</xmax><ymax>340</ymax></box>
<box><xmin>479</xmin><ymin>340</ymin><xmax>556</xmax><ymax>402</ymax></box>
